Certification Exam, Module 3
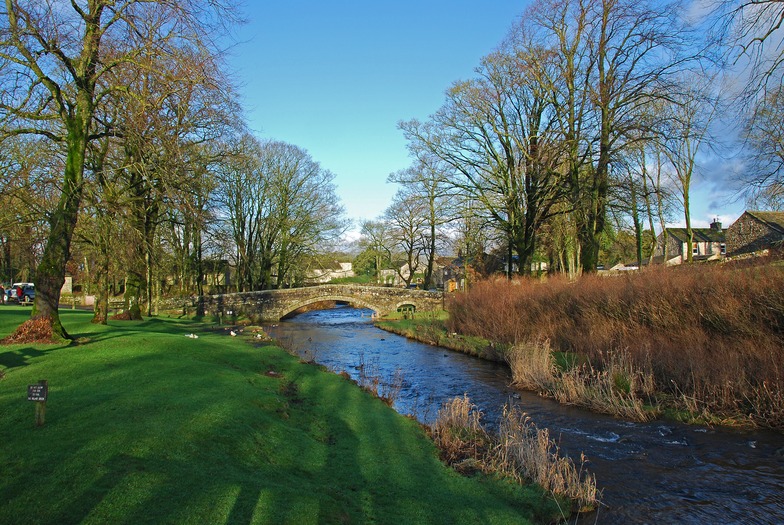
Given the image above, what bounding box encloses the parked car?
[19,284,35,303]
[8,282,34,304]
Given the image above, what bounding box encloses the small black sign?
[27,384,48,402]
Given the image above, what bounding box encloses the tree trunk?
[92,253,109,325]
[125,268,144,320]
[642,163,657,266]
[195,226,205,317]
[31,131,87,339]
[423,219,436,289]
[629,172,643,267]
[684,190,693,264]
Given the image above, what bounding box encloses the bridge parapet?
[201,284,444,322]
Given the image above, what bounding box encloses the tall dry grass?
[429,395,598,513]
[495,405,598,511]
[447,261,784,429]
[508,343,658,421]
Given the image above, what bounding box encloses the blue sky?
[227,1,745,234]
[228,1,525,224]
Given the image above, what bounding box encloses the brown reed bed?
[447,259,784,430]
[508,342,658,422]
[428,395,598,514]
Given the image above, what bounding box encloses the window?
[692,243,699,255]
[720,243,726,255]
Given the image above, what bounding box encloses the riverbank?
[0,307,563,525]
[374,311,507,362]
[419,258,784,431]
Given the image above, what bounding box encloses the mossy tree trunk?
[31,120,90,339]
[4,2,105,340]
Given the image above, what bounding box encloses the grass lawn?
[0,307,561,525]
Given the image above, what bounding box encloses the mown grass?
[0,307,561,525]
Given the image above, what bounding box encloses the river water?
[266,305,784,525]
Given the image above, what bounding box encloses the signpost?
[27,380,48,426]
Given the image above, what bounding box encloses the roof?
[744,211,784,234]
[664,227,725,243]
[435,256,457,267]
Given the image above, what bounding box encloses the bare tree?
[529,0,697,271]
[0,135,57,284]
[383,189,427,287]
[741,87,784,206]
[216,137,346,291]
[401,37,567,277]
[713,0,784,96]
[358,219,394,285]
[659,74,720,263]
[214,134,268,292]
[388,158,455,289]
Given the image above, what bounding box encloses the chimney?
[710,218,722,231]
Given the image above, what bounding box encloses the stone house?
[305,262,354,284]
[654,219,726,265]
[725,211,784,255]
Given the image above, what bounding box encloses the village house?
[725,210,784,255]
[388,258,450,288]
[305,261,354,284]
[654,219,726,265]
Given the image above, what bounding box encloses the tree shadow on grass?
[46,451,283,525]
[0,347,51,371]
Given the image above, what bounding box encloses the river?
[266,305,784,525]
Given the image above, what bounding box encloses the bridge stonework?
[200,284,444,322]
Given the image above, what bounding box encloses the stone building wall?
[726,213,784,255]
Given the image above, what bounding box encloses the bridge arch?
[279,295,383,319]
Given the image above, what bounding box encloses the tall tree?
[401,39,566,276]
[384,188,427,287]
[0,0,235,338]
[531,0,695,271]
[358,220,394,284]
[0,135,57,284]
[659,74,720,263]
[388,159,454,289]
[111,41,235,318]
[214,135,268,292]
[583,0,692,271]
[216,137,345,291]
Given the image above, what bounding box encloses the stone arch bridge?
[200,284,444,322]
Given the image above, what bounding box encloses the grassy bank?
[375,311,507,362]
[0,307,562,525]
[447,259,784,430]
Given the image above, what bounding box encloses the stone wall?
[726,214,784,255]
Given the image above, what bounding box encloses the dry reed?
[495,405,598,511]
[508,342,658,422]
[428,395,598,513]
[447,259,784,428]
